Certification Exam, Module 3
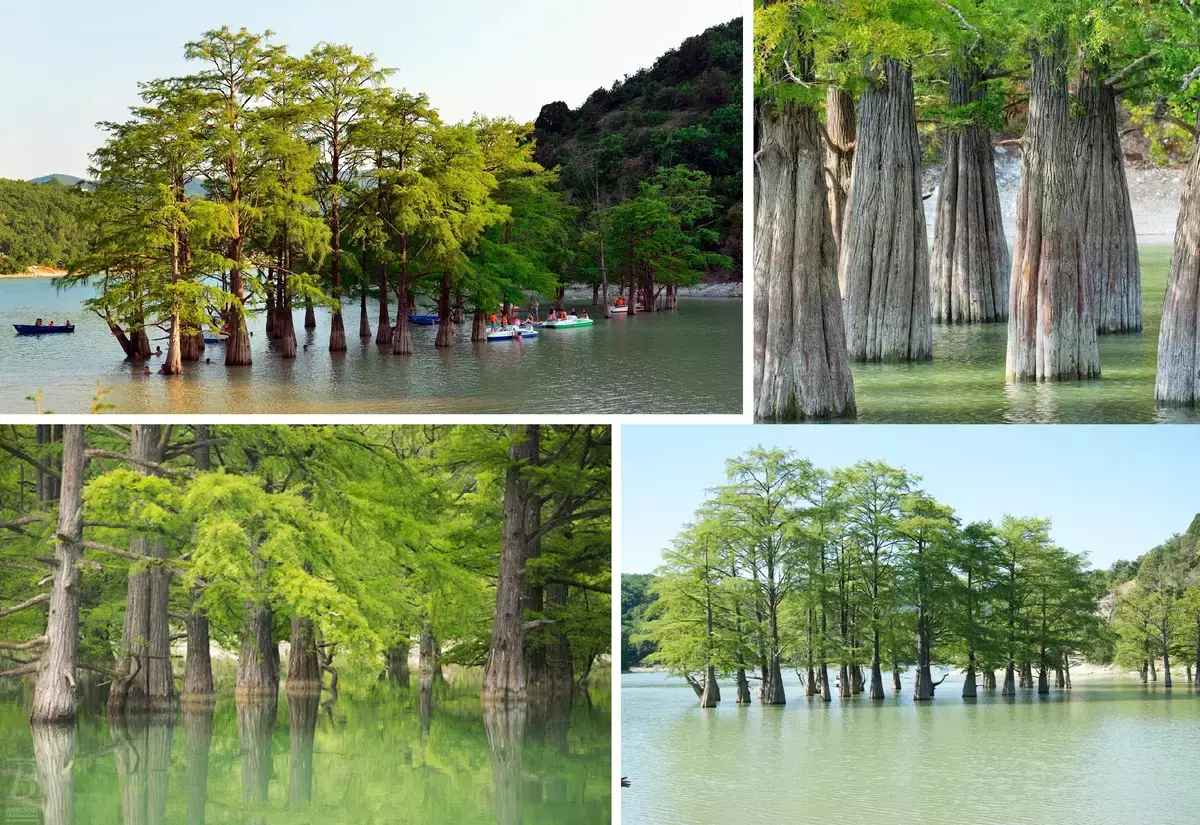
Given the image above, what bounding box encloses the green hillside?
[0,177,91,273]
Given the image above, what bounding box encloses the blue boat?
[14,324,75,335]
[203,336,228,345]
[408,314,440,325]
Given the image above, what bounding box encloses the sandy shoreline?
[0,265,67,279]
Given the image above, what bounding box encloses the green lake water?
[0,279,741,414]
[0,683,610,824]
[852,244,1200,423]
[622,670,1200,825]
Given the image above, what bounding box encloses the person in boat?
[489,313,499,330]
[34,318,43,326]
[581,309,589,319]
[47,320,54,327]
[531,299,539,320]
[64,320,70,327]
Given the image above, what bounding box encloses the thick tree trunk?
[376,262,391,345]
[1156,110,1200,405]
[110,425,175,717]
[164,314,184,375]
[392,280,413,355]
[1074,70,1141,333]
[183,608,213,700]
[286,616,321,694]
[839,58,931,362]
[359,289,371,339]
[129,326,152,361]
[753,97,856,420]
[544,581,573,694]
[182,329,205,362]
[869,630,884,699]
[963,650,978,698]
[483,704,526,825]
[472,310,486,342]
[736,668,751,704]
[453,291,466,324]
[287,692,319,808]
[304,298,316,329]
[435,272,454,348]
[1162,629,1172,688]
[482,425,539,704]
[892,664,902,693]
[699,665,720,707]
[1006,41,1100,381]
[384,643,410,685]
[1002,661,1015,696]
[825,86,856,252]
[236,600,278,698]
[931,63,1010,324]
[419,624,443,683]
[183,704,214,825]
[983,669,996,690]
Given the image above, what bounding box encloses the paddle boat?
[542,315,594,329]
[203,335,228,345]
[610,304,628,314]
[486,325,538,341]
[14,323,75,335]
[408,314,440,326]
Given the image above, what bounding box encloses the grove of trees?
[0,424,610,722]
[753,0,1200,419]
[633,448,1200,706]
[0,179,90,274]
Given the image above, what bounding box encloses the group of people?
[32,318,69,327]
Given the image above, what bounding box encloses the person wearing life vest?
[489,313,498,330]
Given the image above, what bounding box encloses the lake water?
[852,244,1200,423]
[0,279,741,414]
[0,683,610,824]
[622,669,1200,825]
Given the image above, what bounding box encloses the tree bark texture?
[1074,70,1141,333]
[33,723,76,825]
[237,599,278,698]
[931,63,1010,324]
[1155,110,1200,406]
[435,272,454,348]
[482,425,539,704]
[286,616,321,694]
[384,643,410,685]
[839,59,932,363]
[753,98,856,420]
[1006,42,1100,381]
[825,87,856,254]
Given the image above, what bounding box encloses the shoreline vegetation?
[622,447,1200,707]
[753,0,1200,421]
[1,19,742,396]
[0,265,66,279]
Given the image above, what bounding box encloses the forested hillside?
[0,178,90,273]
[534,17,742,282]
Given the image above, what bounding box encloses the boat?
[203,336,228,345]
[542,316,594,329]
[610,305,628,314]
[408,314,440,326]
[486,325,538,341]
[14,324,75,335]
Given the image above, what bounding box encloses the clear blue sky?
[0,0,739,179]
[622,426,1200,574]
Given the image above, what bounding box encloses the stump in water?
[1074,70,1141,333]
[1156,111,1200,406]
[753,97,855,421]
[839,58,931,363]
[824,86,855,252]
[1006,43,1100,381]
[931,64,1009,324]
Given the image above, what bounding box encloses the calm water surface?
[622,670,1200,824]
[853,244,1200,423]
[0,280,740,414]
[0,683,610,824]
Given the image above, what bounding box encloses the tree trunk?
[544,581,573,694]
[892,663,902,693]
[435,272,454,347]
[286,616,321,694]
[825,86,855,253]
[359,287,371,339]
[1074,69,1141,333]
[482,427,538,705]
[304,298,316,329]
[236,599,278,698]
[183,608,213,700]
[839,58,932,363]
[736,668,751,704]
[753,97,855,420]
[1156,109,1200,405]
[1002,661,1015,696]
[472,310,486,342]
[1162,627,1172,688]
[393,279,413,354]
[1006,40,1100,381]
[164,314,184,375]
[963,649,978,698]
[376,261,391,345]
[420,623,443,682]
[110,425,175,716]
[984,669,996,690]
[30,425,85,724]
[384,643,410,685]
[453,291,466,324]
[931,63,1010,324]
[236,697,277,807]
[483,704,526,825]
[287,692,319,809]
[869,630,884,699]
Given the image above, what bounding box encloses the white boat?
[610,305,628,314]
[543,316,595,329]
[486,325,538,341]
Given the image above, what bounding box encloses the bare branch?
[0,593,50,619]
[1104,51,1160,87]
[0,663,39,679]
[0,636,47,651]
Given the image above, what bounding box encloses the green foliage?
[0,178,90,273]
[620,573,658,669]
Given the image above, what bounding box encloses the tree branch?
[1104,51,1160,87]
[0,636,47,651]
[0,663,39,679]
[0,592,50,619]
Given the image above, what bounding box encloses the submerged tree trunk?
[963,649,978,698]
[30,426,85,724]
[419,624,443,683]
[183,704,214,825]
[1074,70,1141,333]
[237,600,278,698]
[376,262,391,345]
[183,425,214,702]
[1155,110,1200,405]
[287,692,319,809]
[1006,40,1100,381]
[736,668,751,704]
[931,63,1009,324]
[287,617,321,694]
[384,643,410,685]
[472,310,486,342]
[482,425,539,704]
[1002,660,1016,696]
[393,279,413,355]
[304,298,316,329]
[236,696,277,808]
[839,58,931,363]
[869,630,884,699]
[824,86,856,253]
[753,97,856,420]
[435,272,454,348]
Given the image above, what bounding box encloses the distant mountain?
[29,173,89,188]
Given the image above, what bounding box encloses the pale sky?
[622,426,1200,574]
[0,0,739,180]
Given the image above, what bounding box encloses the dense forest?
[0,179,90,274]
[0,424,610,723]
[753,0,1200,420]
[623,448,1200,704]
[534,18,743,284]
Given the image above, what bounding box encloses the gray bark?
[286,616,321,694]
[1074,70,1141,333]
[839,58,932,362]
[1006,41,1100,381]
[754,97,855,420]
[825,87,855,254]
[1155,110,1200,405]
[931,63,1009,324]
[237,599,278,698]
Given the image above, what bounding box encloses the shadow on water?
[3,679,610,824]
